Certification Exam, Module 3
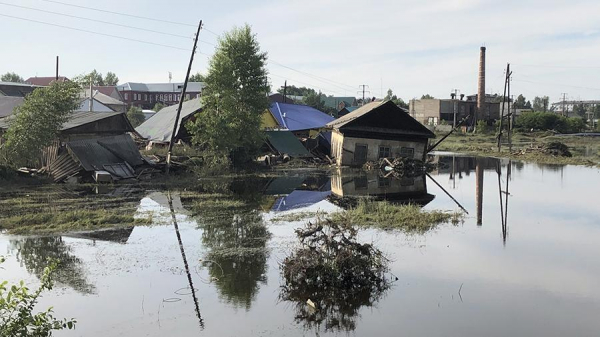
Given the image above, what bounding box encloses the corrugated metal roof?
[67,134,142,172]
[135,97,202,142]
[116,82,204,93]
[24,77,68,86]
[327,100,435,138]
[0,111,127,131]
[269,102,335,131]
[97,135,144,166]
[0,96,24,118]
[81,89,126,106]
[266,130,312,157]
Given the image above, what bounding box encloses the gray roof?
[0,96,24,118]
[116,82,204,93]
[135,98,202,142]
[0,111,126,130]
[327,101,385,128]
[81,89,126,106]
[67,134,143,172]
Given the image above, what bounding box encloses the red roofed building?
[24,76,69,86]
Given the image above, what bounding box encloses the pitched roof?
[265,130,312,157]
[0,82,40,97]
[81,89,126,107]
[321,96,356,109]
[135,97,202,142]
[268,102,335,131]
[116,82,204,93]
[0,111,127,131]
[24,76,68,86]
[92,86,123,100]
[327,100,435,138]
[0,96,24,118]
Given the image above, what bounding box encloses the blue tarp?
[271,190,332,212]
[269,102,335,131]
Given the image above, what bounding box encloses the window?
[124,93,129,100]
[354,176,368,190]
[168,94,172,101]
[186,94,190,100]
[144,94,148,101]
[378,176,391,188]
[400,147,415,158]
[378,146,391,159]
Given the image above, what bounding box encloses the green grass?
[270,211,322,223]
[330,199,463,233]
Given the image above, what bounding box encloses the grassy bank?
[434,131,600,166]
[330,199,463,233]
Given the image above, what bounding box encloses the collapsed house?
[326,101,435,166]
[135,97,202,145]
[0,111,145,182]
[262,102,335,158]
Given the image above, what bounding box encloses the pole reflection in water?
[426,172,469,214]
[476,158,484,226]
[167,191,204,329]
[496,161,512,244]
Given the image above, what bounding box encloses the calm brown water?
[1,154,600,336]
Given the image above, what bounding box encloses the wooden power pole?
[166,20,203,174]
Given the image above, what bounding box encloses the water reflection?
[9,236,95,294]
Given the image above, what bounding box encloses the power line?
[0,13,194,52]
[268,59,357,92]
[38,0,197,27]
[512,78,600,91]
[0,2,210,42]
[269,73,349,96]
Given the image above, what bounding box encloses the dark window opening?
[378,146,391,159]
[400,147,414,158]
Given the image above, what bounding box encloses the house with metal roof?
[116,82,204,109]
[82,89,127,113]
[326,100,435,166]
[0,82,41,97]
[0,96,24,118]
[135,97,202,143]
[24,76,69,86]
[265,102,335,133]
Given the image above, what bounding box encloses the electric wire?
[0,13,197,52]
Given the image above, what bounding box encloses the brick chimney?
[477,46,486,122]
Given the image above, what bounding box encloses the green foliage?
[572,103,587,117]
[0,260,76,336]
[532,96,549,112]
[302,91,337,116]
[72,70,118,86]
[514,94,532,109]
[152,103,166,112]
[277,85,316,97]
[421,94,434,99]
[1,81,81,167]
[385,89,408,109]
[515,111,585,133]
[1,72,24,83]
[188,72,205,82]
[126,106,145,127]
[476,120,491,134]
[188,24,270,165]
[104,72,119,86]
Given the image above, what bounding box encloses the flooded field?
[1,154,600,336]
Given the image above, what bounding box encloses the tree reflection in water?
[9,236,95,294]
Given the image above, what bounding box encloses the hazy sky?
[1,0,599,104]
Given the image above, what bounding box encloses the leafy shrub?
[515,112,585,133]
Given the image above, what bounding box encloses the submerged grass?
[330,199,463,233]
[270,211,322,223]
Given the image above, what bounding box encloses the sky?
[1,0,600,104]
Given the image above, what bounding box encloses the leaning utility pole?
[166,20,203,174]
[497,63,510,152]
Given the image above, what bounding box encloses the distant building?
[409,94,507,126]
[327,101,435,166]
[338,106,358,117]
[24,76,69,86]
[550,100,600,115]
[82,89,127,113]
[116,82,204,109]
[321,96,357,111]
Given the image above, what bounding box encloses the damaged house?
[262,102,334,158]
[327,100,435,166]
[135,97,202,145]
[0,111,144,182]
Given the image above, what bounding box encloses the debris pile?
[513,141,572,157]
[280,218,390,332]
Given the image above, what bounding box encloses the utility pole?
[451,89,460,128]
[55,56,59,81]
[497,63,510,152]
[358,85,370,105]
[166,20,203,174]
[283,80,287,103]
[561,93,568,116]
[89,80,93,112]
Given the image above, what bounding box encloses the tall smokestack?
[477,46,486,123]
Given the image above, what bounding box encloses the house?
[338,106,358,117]
[265,102,335,135]
[92,86,125,101]
[327,100,435,166]
[24,76,69,86]
[82,89,127,113]
[116,82,204,109]
[0,82,40,97]
[135,97,202,144]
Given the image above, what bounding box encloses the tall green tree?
[188,24,269,165]
[126,106,145,127]
[277,85,316,97]
[104,72,119,86]
[385,88,409,109]
[421,94,434,99]
[1,72,24,83]
[189,72,205,82]
[532,96,549,112]
[514,94,527,109]
[0,81,81,167]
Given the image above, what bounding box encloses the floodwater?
[1,154,600,336]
